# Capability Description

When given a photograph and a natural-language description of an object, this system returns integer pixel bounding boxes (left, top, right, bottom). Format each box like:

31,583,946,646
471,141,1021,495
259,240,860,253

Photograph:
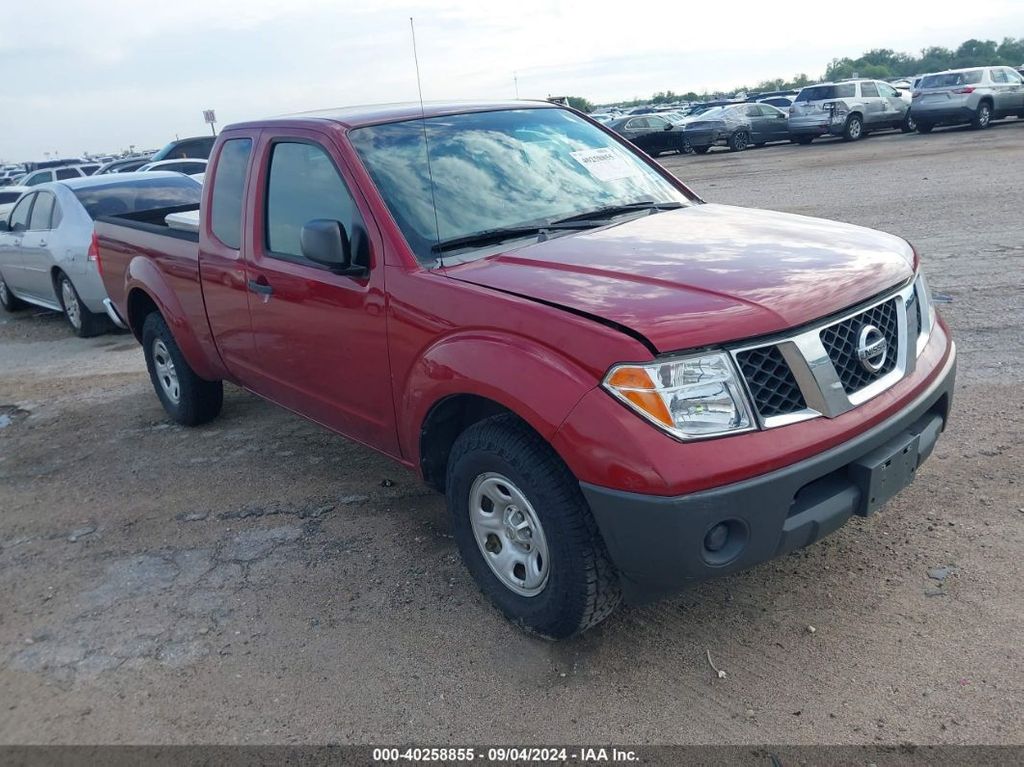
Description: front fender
400,330,598,468
125,257,228,381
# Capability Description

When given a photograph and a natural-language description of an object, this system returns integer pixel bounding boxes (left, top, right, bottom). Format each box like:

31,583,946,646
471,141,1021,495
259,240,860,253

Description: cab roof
225,100,559,132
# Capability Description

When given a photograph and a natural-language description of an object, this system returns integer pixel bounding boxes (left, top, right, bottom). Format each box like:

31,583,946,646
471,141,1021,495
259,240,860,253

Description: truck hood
444,203,915,353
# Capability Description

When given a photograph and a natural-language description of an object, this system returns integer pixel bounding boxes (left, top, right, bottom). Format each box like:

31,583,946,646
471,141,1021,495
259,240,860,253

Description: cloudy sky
2,0,1022,161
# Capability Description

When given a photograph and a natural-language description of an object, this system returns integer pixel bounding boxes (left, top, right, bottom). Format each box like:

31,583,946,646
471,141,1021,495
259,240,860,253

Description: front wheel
901,113,917,133
142,312,223,426
842,115,863,141
446,414,621,638
728,130,750,152
693,145,711,154
57,272,108,337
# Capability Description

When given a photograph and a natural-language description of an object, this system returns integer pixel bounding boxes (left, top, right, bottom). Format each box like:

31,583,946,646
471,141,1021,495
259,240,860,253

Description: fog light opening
701,518,749,566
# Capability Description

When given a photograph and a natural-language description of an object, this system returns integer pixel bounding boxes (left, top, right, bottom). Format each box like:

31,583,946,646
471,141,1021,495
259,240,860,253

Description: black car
93,157,151,175
685,100,745,116
150,135,216,162
605,114,690,157
682,103,791,153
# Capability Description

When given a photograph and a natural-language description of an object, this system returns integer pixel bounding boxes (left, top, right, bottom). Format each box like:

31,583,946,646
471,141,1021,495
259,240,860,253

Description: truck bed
94,204,203,329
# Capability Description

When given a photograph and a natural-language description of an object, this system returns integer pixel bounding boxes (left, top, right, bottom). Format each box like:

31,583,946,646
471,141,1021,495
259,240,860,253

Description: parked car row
598,66,1024,158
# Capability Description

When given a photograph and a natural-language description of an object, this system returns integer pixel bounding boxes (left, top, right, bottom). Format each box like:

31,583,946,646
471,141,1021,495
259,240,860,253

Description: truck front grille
819,298,899,394
730,282,919,428
735,346,806,418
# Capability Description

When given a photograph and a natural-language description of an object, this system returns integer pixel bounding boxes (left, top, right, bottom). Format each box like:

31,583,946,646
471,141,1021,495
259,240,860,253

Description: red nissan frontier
95,101,955,638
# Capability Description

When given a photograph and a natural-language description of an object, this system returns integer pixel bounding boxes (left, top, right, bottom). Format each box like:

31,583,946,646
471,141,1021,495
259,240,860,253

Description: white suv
18,166,92,187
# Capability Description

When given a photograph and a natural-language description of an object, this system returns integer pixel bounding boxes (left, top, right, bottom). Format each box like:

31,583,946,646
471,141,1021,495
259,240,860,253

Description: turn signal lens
603,352,755,440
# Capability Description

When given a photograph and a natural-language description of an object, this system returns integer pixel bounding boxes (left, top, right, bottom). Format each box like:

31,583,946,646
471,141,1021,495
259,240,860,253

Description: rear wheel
916,122,935,134
142,312,223,426
970,102,992,129
446,414,621,638
57,272,108,338
728,130,750,152
0,272,25,312
901,112,917,133
842,115,863,141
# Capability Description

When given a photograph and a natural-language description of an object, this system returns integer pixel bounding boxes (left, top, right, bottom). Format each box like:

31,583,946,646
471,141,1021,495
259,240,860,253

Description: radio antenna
410,17,443,265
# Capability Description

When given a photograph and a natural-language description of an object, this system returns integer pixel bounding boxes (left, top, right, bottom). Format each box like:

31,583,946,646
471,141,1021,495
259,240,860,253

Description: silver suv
789,79,911,143
912,67,1024,133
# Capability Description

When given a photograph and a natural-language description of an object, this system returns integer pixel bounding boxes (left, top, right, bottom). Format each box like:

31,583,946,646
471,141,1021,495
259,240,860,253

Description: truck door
199,133,260,379
241,131,398,454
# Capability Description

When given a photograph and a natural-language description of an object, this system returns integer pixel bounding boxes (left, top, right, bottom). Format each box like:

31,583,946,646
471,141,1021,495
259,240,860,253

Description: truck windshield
72,176,202,219
349,108,690,264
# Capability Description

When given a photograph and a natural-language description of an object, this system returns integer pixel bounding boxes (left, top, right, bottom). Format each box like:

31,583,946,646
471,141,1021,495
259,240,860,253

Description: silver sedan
0,172,201,337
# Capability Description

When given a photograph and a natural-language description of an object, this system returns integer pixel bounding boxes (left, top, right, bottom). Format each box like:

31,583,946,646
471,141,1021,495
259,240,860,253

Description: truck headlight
603,352,755,440
914,270,936,355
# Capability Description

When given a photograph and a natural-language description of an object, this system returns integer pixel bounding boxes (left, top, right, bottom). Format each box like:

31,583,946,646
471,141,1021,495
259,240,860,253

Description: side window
745,105,760,117
55,168,79,180
626,118,647,130
28,193,54,230
989,69,1008,84
25,172,49,187
836,83,856,98
1006,68,1024,84
878,83,899,98
860,82,879,98
265,141,363,261
648,116,668,128
9,195,33,231
209,138,252,249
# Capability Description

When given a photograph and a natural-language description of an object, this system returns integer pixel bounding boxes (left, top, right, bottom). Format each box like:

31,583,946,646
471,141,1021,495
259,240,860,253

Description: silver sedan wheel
469,472,550,597
152,339,181,404
60,279,81,329
0,276,9,305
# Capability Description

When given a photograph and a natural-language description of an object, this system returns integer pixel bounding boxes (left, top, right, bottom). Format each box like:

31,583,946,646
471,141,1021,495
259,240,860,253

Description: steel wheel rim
468,472,550,597
61,280,81,329
152,339,181,404
979,106,990,126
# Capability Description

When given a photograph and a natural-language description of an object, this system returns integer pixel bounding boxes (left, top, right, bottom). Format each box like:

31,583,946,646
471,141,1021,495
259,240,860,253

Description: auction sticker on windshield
570,148,637,182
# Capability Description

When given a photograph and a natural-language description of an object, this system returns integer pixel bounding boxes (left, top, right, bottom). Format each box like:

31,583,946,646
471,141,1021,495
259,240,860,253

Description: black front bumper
581,349,956,604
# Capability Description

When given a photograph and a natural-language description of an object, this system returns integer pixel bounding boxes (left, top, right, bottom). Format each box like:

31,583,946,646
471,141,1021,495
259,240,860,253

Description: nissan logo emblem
856,324,888,374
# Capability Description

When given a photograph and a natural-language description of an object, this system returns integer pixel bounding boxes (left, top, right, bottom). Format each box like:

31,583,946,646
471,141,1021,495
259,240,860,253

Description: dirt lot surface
1,123,1022,746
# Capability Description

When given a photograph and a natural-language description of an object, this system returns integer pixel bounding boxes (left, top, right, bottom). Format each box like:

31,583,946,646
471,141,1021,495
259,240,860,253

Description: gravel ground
1,122,1022,746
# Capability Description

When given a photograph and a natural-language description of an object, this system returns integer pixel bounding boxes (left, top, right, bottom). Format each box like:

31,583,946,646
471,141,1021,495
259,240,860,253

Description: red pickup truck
96,101,955,638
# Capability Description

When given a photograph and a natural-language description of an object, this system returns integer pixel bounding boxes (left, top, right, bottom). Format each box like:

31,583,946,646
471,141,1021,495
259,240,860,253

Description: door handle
37,240,47,247
247,278,273,296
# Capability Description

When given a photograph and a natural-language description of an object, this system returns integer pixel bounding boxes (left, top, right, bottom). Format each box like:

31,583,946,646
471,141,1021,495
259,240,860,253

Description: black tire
446,414,621,639
0,271,25,312
916,122,935,134
678,137,694,155
693,145,711,154
728,130,750,152
141,312,223,426
794,135,815,145
842,114,863,141
56,272,108,338
970,101,992,129
901,112,917,133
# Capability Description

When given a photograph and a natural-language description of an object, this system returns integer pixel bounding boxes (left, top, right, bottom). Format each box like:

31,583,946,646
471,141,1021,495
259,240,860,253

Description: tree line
576,36,1024,110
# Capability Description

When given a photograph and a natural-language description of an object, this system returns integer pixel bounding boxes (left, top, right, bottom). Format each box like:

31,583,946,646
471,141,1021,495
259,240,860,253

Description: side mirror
663,123,673,131
300,219,366,277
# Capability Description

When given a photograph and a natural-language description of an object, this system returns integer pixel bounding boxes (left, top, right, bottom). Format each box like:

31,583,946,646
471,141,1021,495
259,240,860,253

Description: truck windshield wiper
551,200,684,225
430,221,599,254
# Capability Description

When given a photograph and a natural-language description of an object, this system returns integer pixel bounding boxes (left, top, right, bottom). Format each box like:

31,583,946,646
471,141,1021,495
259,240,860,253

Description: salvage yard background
1,124,1021,744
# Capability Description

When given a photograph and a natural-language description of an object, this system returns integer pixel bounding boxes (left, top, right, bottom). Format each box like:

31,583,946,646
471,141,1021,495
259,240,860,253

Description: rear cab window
209,138,252,249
